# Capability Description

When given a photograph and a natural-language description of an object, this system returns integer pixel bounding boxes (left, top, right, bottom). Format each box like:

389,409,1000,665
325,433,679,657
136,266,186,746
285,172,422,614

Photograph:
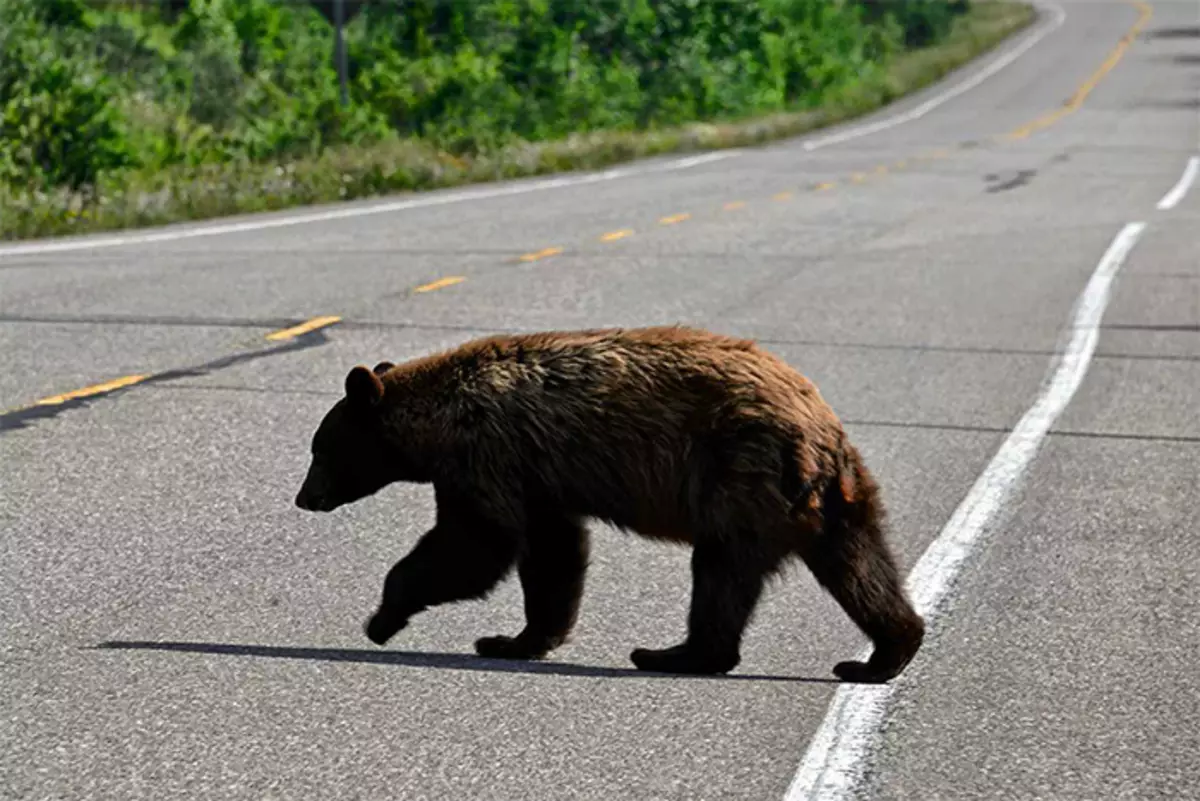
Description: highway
2,1,1198,798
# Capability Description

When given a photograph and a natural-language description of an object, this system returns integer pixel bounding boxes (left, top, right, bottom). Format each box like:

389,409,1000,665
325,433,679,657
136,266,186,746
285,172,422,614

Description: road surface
2,1,1198,799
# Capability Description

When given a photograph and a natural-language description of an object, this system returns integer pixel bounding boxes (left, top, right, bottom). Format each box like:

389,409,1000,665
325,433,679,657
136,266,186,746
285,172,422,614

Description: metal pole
334,0,348,106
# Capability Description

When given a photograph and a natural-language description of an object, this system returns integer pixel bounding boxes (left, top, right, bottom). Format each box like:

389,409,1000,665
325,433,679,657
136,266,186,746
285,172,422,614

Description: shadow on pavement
91,639,840,684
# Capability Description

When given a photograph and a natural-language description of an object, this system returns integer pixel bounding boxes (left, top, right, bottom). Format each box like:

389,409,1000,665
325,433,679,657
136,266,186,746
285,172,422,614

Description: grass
0,1,1037,242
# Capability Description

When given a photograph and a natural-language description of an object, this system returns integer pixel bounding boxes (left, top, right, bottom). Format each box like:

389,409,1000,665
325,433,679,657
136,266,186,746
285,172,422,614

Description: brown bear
294,325,924,683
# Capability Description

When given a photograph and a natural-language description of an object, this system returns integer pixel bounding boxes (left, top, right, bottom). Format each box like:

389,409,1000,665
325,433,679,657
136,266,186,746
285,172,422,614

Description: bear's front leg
364,513,521,646
474,514,590,661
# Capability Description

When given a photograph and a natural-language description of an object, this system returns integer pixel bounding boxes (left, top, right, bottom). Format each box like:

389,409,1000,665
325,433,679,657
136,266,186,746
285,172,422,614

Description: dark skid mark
0,312,297,330
0,246,538,270
1103,323,1200,333
985,169,1037,194
91,640,839,684
0,328,334,433
842,418,1200,445
1144,25,1200,40
1131,98,1200,110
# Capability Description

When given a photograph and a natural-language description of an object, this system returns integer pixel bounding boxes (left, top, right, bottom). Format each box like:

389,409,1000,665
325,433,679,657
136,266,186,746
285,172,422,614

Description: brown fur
295,325,925,682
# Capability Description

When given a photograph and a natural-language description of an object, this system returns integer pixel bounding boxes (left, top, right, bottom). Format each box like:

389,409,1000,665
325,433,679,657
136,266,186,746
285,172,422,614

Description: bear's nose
295,488,314,510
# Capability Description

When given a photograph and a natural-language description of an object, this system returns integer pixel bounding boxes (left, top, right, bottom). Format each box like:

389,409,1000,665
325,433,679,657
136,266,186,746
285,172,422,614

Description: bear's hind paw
474,634,553,661
629,644,739,675
832,647,918,684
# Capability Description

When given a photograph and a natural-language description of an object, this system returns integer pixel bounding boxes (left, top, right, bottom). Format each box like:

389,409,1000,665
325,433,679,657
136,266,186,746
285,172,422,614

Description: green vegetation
0,0,1034,240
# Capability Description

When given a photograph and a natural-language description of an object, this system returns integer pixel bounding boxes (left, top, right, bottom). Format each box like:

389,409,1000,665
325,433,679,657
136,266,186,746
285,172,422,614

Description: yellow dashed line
413,276,466,293
874,165,889,175
265,315,342,341
815,181,836,191
772,191,794,201
723,201,746,210
1007,0,1151,140
35,374,148,406
518,246,563,262
659,213,691,225
600,229,634,242
894,160,908,169
851,172,868,184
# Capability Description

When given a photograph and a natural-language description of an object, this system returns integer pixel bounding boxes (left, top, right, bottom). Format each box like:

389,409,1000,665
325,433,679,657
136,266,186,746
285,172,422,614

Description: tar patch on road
0,327,336,434
985,168,1038,193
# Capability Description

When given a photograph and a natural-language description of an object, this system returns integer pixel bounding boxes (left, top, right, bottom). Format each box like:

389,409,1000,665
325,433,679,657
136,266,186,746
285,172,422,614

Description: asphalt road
2,2,1198,799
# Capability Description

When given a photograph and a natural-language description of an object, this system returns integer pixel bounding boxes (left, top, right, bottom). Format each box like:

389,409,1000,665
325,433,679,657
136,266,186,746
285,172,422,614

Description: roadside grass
0,1,1036,242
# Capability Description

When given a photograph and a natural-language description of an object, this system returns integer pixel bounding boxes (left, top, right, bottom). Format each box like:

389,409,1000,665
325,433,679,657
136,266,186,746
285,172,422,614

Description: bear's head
294,361,400,513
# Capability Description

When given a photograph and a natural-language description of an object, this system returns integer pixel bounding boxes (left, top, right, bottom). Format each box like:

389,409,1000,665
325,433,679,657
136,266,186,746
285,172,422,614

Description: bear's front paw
473,634,551,661
363,612,408,646
630,643,738,675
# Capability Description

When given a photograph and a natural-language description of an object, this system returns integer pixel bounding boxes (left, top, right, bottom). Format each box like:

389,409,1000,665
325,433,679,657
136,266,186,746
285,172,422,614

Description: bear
294,325,925,683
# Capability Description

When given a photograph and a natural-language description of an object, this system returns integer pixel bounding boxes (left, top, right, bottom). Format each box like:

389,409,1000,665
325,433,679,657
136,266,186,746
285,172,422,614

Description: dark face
294,363,399,513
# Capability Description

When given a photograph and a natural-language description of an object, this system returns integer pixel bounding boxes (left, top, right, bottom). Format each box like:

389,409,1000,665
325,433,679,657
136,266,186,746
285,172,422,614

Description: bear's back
403,326,845,532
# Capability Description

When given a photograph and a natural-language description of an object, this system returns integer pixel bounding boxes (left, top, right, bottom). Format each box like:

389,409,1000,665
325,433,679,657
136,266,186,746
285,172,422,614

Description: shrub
0,0,133,190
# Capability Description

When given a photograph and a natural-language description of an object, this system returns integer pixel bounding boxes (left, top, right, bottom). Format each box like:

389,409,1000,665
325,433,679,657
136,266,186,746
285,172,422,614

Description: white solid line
1156,156,1199,211
783,220,1147,801
802,2,1067,151
0,151,737,258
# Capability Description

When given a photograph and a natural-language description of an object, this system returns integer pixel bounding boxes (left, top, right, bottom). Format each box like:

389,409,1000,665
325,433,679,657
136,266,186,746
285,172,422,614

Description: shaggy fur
294,325,925,683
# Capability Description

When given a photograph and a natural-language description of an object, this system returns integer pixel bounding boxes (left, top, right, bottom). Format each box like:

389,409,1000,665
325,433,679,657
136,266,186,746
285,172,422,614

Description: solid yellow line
815,181,836,191
772,191,794,201
518,246,563,262
413,276,465,293
600,229,634,242
265,315,342,341
723,201,746,210
659,213,691,225
35,374,148,406
1007,0,1152,140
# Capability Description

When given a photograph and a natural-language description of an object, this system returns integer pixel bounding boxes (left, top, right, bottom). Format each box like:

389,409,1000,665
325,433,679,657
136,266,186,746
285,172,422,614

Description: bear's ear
372,361,395,376
345,365,385,408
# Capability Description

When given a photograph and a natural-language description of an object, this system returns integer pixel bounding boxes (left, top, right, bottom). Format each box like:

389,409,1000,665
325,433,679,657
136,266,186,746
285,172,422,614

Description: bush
0,0,133,190
2,1,1042,241
0,0,984,222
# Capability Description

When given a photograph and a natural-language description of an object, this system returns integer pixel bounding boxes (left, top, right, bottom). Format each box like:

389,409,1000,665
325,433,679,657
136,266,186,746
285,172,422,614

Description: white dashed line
782,220,1147,801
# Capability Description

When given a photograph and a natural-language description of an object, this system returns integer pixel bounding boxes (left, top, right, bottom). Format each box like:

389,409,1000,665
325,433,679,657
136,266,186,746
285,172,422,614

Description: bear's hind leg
364,511,521,647
630,537,782,675
475,514,590,661
801,509,925,684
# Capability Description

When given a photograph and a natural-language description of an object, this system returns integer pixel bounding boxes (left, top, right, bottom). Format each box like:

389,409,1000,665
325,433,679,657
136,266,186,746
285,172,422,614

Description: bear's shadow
92,640,839,683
